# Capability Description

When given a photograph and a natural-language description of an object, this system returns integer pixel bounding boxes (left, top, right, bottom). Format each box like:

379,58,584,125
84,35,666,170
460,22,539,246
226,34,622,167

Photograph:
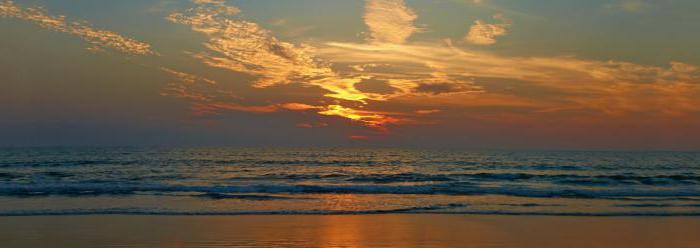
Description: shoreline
2,212,700,217
2,214,699,247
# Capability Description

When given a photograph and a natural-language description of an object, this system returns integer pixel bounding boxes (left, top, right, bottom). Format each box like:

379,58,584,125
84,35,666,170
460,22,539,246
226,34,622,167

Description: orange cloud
364,0,418,44
160,67,226,103
0,1,154,55
318,105,405,129
164,0,420,130
416,109,441,115
280,103,321,111
296,122,328,129
192,102,279,115
613,0,652,13
161,67,216,85
349,135,370,140
161,0,700,136
167,1,333,89
465,14,510,45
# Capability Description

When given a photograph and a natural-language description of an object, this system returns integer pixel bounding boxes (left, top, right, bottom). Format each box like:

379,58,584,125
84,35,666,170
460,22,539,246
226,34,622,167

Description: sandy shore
1,215,699,247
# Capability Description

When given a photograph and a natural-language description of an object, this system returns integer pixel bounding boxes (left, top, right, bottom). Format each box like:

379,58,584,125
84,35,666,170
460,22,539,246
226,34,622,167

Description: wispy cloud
160,67,221,103
318,41,700,118
364,0,418,44
161,67,216,85
465,14,509,45
612,0,652,13
318,105,402,129
165,0,421,130
0,1,154,55
167,0,335,90
163,0,700,135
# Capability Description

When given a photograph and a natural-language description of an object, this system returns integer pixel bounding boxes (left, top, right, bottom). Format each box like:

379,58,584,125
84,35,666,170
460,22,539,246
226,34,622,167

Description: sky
1,0,700,150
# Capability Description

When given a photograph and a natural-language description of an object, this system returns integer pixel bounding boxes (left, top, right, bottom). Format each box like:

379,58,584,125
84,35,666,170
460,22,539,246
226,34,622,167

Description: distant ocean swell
2,172,699,185
2,208,700,217
1,183,699,198
2,148,700,216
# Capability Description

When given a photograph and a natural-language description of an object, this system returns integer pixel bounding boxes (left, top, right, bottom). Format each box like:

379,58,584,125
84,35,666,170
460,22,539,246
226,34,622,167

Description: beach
2,148,700,247
2,215,699,247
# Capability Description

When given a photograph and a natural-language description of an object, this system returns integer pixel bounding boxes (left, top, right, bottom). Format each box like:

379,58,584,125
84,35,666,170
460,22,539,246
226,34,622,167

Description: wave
0,159,132,168
0,159,398,168
346,173,455,183
613,203,700,208
194,193,309,201
224,172,700,185
609,197,700,202
1,207,699,217
41,171,74,178
0,172,20,179
1,183,699,198
462,173,699,185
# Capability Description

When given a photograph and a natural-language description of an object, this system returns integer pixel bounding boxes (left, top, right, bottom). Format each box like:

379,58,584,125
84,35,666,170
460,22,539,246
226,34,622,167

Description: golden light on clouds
160,0,700,133
465,15,510,45
3,0,700,142
0,1,153,55
364,0,418,44
318,105,402,129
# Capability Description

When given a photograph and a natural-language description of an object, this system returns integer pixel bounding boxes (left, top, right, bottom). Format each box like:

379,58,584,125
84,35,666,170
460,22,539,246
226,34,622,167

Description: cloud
317,41,700,117
0,1,154,55
193,102,281,114
163,0,700,135
615,0,652,13
416,109,441,115
158,67,316,116
318,105,404,129
168,3,332,89
296,122,329,129
318,41,690,88
188,100,410,131
296,123,314,128
167,0,457,108
349,135,370,140
160,67,229,105
167,1,385,104
279,103,320,111
161,67,216,85
465,14,509,45
318,42,483,101
166,0,421,129
364,0,418,44
414,83,477,95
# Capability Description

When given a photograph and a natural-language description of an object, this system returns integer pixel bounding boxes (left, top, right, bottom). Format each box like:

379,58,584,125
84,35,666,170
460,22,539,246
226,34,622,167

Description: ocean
1,147,699,216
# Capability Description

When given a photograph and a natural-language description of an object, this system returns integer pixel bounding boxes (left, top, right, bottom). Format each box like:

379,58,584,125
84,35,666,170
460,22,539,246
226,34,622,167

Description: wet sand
1,215,699,247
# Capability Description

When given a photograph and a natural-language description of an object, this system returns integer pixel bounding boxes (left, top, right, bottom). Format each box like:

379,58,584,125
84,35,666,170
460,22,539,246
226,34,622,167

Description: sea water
1,147,699,216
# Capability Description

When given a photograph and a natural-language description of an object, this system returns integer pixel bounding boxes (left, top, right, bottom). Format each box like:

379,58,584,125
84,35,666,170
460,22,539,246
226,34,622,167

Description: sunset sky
2,0,700,149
